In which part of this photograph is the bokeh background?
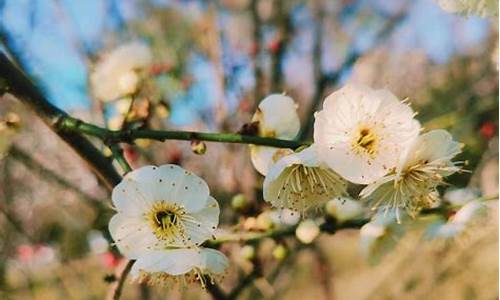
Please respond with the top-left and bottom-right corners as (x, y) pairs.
(0, 0), (498, 299)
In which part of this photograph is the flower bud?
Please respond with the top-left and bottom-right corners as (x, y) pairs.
(5, 112), (21, 128)
(191, 140), (207, 155)
(295, 220), (320, 244)
(272, 244), (288, 261)
(231, 193), (249, 211)
(325, 197), (364, 222)
(155, 102), (170, 118)
(256, 212), (274, 231)
(240, 245), (255, 260)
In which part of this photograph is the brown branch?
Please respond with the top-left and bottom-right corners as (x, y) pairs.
(312, 244), (333, 300)
(251, 0), (265, 104)
(107, 259), (135, 300)
(9, 144), (106, 209)
(0, 52), (122, 190)
(0, 158), (37, 243)
(204, 274), (228, 300)
(270, 0), (291, 93)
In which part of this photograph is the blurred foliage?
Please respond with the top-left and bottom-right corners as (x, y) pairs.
(0, 0), (498, 299)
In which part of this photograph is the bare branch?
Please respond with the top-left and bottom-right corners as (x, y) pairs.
(0, 52), (122, 190)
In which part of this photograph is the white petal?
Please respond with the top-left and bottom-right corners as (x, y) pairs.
(199, 248), (229, 275)
(91, 42), (151, 101)
(130, 248), (202, 278)
(452, 200), (487, 224)
(401, 129), (461, 171)
(183, 196), (220, 246)
(250, 146), (292, 176)
(113, 165), (211, 214)
(444, 188), (479, 206)
(359, 174), (398, 198)
(255, 94), (300, 139)
(264, 146), (320, 183)
(158, 165), (211, 213)
(111, 178), (154, 216)
(108, 214), (160, 259)
(326, 197), (364, 222)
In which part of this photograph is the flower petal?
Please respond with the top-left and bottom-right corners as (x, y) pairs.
(183, 196), (220, 246)
(254, 94), (300, 139)
(112, 165), (211, 214)
(108, 214), (160, 259)
(130, 248), (202, 278)
(199, 248), (229, 275)
(250, 146), (293, 176)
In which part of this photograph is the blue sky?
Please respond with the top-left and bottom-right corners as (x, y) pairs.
(0, 0), (491, 125)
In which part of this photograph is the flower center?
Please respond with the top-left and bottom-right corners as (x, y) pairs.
(146, 201), (186, 243)
(353, 127), (378, 156)
(154, 211), (178, 229)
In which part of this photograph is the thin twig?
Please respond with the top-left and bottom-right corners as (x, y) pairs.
(108, 143), (132, 174)
(227, 268), (260, 300)
(270, 0), (291, 93)
(9, 144), (106, 209)
(204, 274), (228, 300)
(59, 115), (306, 149)
(227, 256), (262, 300)
(311, 244), (333, 300)
(109, 260), (135, 300)
(207, 218), (369, 247)
(251, 0), (265, 104)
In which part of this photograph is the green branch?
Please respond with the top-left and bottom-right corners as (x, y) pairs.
(108, 144), (133, 174)
(58, 116), (306, 149)
(208, 193), (499, 247)
(207, 218), (370, 247)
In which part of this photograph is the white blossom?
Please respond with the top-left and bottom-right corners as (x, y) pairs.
(295, 219), (320, 244)
(443, 187), (480, 207)
(108, 165), (219, 259)
(91, 42), (152, 101)
(263, 146), (347, 214)
(250, 94), (300, 175)
(360, 130), (462, 220)
(436, 0), (498, 17)
(427, 200), (488, 239)
(325, 197), (365, 222)
(314, 84), (420, 184)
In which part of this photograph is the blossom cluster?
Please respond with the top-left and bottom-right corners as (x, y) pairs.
(106, 83), (471, 287)
(252, 84), (462, 221)
(96, 40), (473, 286)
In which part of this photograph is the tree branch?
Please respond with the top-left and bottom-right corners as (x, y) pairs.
(270, 0), (291, 93)
(9, 144), (106, 209)
(0, 52), (122, 190)
(251, 0), (265, 104)
(58, 115), (306, 149)
(108, 259), (135, 300)
(207, 218), (369, 247)
(108, 143), (132, 174)
(205, 276), (228, 300)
